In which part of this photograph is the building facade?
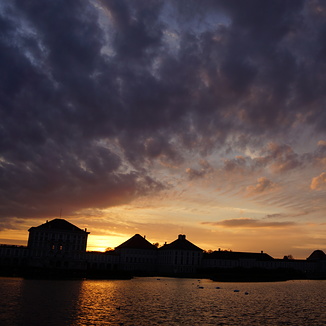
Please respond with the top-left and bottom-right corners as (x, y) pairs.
(27, 219), (89, 270)
(1, 218), (326, 279)
(115, 234), (158, 273)
(158, 234), (203, 274)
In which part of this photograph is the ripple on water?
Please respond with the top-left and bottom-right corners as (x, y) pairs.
(1, 278), (326, 326)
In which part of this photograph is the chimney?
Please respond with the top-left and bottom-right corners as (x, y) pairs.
(178, 234), (186, 240)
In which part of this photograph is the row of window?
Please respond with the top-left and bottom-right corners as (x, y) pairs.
(203, 260), (316, 269)
(0, 248), (28, 257)
(30, 232), (86, 241)
(159, 256), (200, 265)
(49, 244), (85, 251)
(30, 239), (86, 248)
(125, 256), (155, 264)
(30, 237), (86, 244)
(30, 250), (85, 259)
(160, 250), (201, 257)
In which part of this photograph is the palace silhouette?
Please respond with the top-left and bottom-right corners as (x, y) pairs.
(1, 219), (325, 280)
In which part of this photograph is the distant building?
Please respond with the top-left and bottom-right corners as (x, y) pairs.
(0, 244), (29, 273)
(115, 234), (158, 273)
(202, 250), (274, 269)
(0, 218), (326, 279)
(305, 249), (326, 278)
(85, 251), (118, 273)
(307, 249), (326, 261)
(27, 219), (89, 270)
(158, 234), (203, 274)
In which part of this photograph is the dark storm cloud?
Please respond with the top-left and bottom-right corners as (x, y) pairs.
(0, 0), (165, 218)
(101, 0), (164, 60)
(0, 0), (325, 218)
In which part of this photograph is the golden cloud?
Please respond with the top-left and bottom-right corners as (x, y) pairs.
(202, 218), (295, 228)
(310, 172), (326, 190)
(245, 177), (277, 196)
(317, 140), (326, 147)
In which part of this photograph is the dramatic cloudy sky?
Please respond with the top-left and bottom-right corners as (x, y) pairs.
(1, 0), (326, 258)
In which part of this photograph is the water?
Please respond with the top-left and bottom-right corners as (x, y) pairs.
(0, 277), (325, 326)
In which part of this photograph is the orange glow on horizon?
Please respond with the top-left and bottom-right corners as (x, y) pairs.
(86, 234), (130, 252)
(0, 229), (29, 246)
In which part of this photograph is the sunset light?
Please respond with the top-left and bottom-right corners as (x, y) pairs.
(0, 0), (326, 260)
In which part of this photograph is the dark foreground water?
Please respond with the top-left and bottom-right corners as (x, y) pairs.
(0, 277), (325, 326)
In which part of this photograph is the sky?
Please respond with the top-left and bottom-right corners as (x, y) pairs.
(0, 0), (326, 259)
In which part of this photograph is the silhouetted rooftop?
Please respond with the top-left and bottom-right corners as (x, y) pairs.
(307, 249), (326, 261)
(204, 250), (274, 261)
(115, 234), (157, 250)
(28, 218), (89, 233)
(159, 234), (203, 251)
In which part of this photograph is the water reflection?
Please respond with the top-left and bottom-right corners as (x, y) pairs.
(72, 278), (326, 326)
(20, 279), (83, 326)
(1, 277), (326, 325)
(73, 280), (122, 325)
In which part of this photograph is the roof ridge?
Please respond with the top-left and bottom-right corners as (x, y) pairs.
(160, 235), (203, 251)
(115, 234), (157, 250)
(29, 218), (88, 233)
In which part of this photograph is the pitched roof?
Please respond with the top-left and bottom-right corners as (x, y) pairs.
(115, 234), (157, 250)
(204, 250), (274, 261)
(307, 249), (326, 260)
(28, 219), (89, 233)
(159, 235), (203, 251)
